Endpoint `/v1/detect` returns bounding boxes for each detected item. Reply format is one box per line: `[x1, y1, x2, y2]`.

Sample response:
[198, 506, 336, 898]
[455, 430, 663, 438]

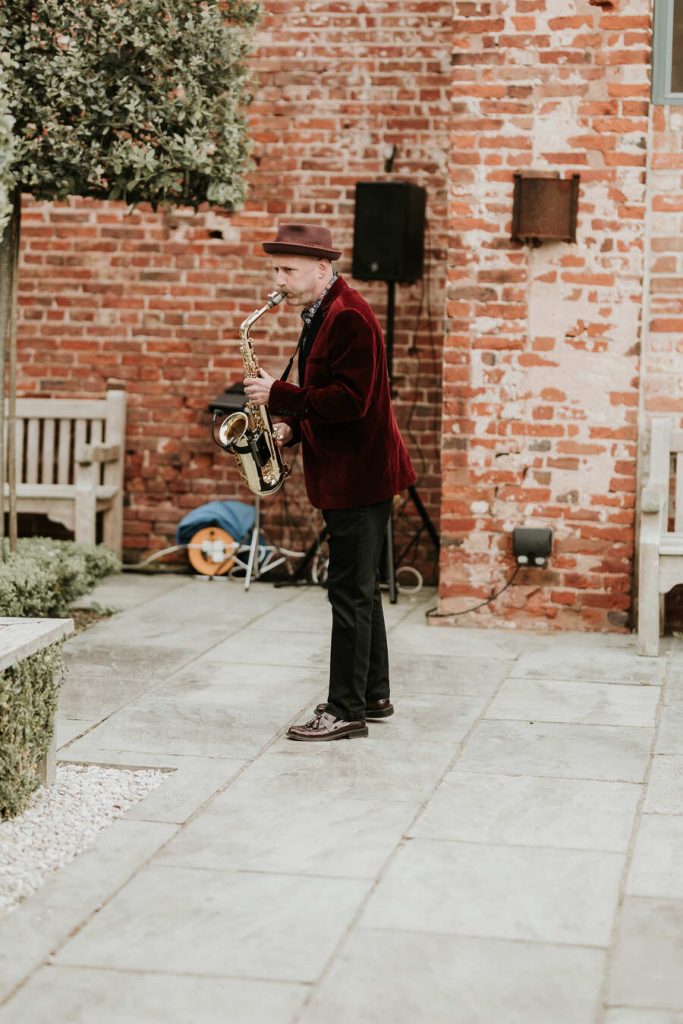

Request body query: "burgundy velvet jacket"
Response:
[268, 276, 415, 510]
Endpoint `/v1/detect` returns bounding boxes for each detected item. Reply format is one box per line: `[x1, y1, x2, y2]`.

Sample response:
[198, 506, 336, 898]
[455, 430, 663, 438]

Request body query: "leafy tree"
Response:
[0, 0, 259, 554]
[0, 78, 14, 230]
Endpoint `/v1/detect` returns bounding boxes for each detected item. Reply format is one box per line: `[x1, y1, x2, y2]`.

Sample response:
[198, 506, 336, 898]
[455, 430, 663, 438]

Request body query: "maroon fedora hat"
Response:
[262, 223, 342, 260]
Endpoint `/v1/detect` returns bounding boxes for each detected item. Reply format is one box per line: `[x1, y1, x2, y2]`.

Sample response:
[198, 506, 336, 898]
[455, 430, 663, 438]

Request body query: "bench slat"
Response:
[90, 419, 104, 485]
[41, 418, 55, 485]
[57, 419, 71, 484]
[3, 483, 118, 500]
[660, 532, 683, 555]
[14, 418, 24, 483]
[26, 419, 40, 484]
[10, 398, 117, 419]
[74, 419, 87, 464]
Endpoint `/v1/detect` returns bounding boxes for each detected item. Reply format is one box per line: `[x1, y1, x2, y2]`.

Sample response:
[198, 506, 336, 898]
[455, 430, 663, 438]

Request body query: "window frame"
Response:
[653, 0, 683, 105]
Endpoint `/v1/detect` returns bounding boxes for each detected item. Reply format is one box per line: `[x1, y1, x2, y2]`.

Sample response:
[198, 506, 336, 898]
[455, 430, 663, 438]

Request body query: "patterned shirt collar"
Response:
[301, 273, 337, 328]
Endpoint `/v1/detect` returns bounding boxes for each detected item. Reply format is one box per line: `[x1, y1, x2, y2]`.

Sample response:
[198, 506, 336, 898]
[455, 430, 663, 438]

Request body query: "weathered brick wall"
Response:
[15, 0, 450, 580]
[437, 0, 652, 630]
[642, 99, 683, 626]
[643, 104, 683, 421]
[16, 0, 683, 632]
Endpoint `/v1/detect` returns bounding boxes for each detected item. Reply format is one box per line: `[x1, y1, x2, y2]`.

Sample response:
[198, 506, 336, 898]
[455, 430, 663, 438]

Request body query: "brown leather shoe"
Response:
[287, 712, 368, 742]
[315, 699, 394, 720]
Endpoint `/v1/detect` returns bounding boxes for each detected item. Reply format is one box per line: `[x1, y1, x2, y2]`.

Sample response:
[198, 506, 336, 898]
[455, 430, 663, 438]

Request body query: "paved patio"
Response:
[1, 572, 682, 1023]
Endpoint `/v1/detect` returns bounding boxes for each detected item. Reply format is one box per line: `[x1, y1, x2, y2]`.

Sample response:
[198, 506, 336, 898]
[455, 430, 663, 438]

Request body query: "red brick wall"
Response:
[16, 0, 683, 633]
[437, 0, 652, 630]
[15, 0, 450, 581]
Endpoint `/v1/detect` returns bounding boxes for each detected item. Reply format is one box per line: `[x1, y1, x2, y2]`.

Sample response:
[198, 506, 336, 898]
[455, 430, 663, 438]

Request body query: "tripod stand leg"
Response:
[244, 495, 261, 591]
[408, 484, 441, 553]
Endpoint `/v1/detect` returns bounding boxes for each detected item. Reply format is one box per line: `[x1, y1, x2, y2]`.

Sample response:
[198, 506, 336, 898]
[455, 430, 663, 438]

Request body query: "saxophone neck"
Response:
[239, 291, 287, 338]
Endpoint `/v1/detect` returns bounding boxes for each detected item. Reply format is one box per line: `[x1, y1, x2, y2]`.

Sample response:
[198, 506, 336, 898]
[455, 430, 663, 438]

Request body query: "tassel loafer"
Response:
[287, 712, 368, 742]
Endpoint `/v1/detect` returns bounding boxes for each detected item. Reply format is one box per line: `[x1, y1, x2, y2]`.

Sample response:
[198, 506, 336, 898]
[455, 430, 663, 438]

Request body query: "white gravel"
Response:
[0, 763, 165, 916]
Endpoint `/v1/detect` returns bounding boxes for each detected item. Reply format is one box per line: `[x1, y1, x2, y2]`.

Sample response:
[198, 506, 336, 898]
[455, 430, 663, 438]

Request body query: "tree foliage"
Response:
[0, 0, 260, 214]
[0, 69, 15, 231]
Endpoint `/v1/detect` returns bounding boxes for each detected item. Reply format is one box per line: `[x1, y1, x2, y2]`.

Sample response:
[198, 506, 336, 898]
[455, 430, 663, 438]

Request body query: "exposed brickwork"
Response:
[437, 0, 652, 631]
[643, 104, 683, 420]
[14, 0, 683, 633]
[15, 0, 450, 581]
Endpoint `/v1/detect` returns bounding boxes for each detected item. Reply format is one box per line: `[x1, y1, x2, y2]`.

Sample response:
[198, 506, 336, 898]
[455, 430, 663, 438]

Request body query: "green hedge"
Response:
[0, 537, 120, 618]
[0, 538, 120, 818]
[0, 645, 65, 818]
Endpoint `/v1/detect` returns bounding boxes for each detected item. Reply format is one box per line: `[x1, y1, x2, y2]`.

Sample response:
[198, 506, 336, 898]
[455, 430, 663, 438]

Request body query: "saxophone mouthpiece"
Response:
[267, 290, 287, 307]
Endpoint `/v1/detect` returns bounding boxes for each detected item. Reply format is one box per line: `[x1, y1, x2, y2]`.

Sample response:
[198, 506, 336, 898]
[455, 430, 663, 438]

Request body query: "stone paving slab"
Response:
[391, 622, 523, 659]
[73, 572, 189, 611]
[410, 771, 641, 852]
[360, 837, 624, 946]
[223, 740, 458, 803]
[206, 629, 330, 668]
[156, 658, 327, 694]
[486, 677, 661, 727]
[1, 573, 682, 1023]
[657, 704, 683, 754]
[607, 897, 683, 1010]
[53, 864, 371, 983]
[0, 820, 175, 1002]
[387, 651, 510, 695]
[604, 1012, 683, 1024]
[157, 789, 419, 878]
[55, 717, 95, 748]
[56, 748, 247, 824]
[456, 720, 653, 782]
[644, 755, 683, 813]
[626, 815, 683, 900]
[58, 657, 180, 720]
[298, 929, 606, 1024]
[0, 967, 307, 1024]
[508, 647, 666, 685]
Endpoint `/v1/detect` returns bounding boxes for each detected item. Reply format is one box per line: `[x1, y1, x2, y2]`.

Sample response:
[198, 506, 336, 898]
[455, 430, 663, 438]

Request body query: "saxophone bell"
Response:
[216, 410, 249, 450]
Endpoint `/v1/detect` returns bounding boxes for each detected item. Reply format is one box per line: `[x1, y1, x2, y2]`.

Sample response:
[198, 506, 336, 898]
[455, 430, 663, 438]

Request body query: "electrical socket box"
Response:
[512, 527, 553, 567]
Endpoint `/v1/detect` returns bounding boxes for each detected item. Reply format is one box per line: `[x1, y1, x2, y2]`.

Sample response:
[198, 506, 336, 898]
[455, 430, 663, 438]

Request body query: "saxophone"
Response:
[212, 290, 290, 496]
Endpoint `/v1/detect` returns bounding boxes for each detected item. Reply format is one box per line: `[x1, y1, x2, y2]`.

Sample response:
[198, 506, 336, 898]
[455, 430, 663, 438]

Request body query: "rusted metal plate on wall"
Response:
[511, 173, 580, 244]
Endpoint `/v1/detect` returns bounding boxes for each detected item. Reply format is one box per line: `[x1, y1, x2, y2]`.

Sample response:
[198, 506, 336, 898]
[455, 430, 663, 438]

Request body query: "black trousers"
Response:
[322, 499, 392, 722]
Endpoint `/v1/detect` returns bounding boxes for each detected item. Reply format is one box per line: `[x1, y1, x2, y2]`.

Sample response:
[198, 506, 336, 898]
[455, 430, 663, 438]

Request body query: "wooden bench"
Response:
[3, 387, 126, 556]
[637, 416, 683, 656]
[0, 616, 74, 785]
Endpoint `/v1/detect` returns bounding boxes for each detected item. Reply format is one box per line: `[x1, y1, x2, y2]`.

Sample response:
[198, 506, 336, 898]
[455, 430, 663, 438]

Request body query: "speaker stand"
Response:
[243, 493, 262, 590]
[383, 280, 440, 603]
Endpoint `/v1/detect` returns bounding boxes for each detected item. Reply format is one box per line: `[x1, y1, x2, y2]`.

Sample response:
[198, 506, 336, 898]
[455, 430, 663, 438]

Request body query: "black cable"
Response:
[425, 565, 521, 619]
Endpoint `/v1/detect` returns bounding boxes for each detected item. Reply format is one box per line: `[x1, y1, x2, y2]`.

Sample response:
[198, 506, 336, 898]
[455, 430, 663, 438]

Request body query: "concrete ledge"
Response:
[0, 617, 74, 673]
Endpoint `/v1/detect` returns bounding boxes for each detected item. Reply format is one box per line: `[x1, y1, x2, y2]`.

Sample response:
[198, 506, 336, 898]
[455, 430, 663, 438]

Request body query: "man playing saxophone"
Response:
[243, 223, 415, 742]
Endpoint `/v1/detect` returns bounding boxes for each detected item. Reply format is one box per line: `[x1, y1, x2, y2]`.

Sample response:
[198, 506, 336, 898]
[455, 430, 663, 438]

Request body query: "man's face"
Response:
[271, 255, 331, 308]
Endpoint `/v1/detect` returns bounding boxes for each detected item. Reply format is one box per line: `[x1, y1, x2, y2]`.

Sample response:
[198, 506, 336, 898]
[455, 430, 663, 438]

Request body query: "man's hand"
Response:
[273, 423, 293, 448]
[244, 368, 275, 405]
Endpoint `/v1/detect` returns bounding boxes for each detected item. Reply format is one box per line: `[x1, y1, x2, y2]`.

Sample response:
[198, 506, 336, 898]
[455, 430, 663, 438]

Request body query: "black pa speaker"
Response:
[352, 181, 426, 284]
